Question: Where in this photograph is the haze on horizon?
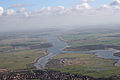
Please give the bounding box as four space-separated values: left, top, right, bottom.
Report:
1 0 120 32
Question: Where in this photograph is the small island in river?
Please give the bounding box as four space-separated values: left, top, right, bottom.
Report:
114 52 120 57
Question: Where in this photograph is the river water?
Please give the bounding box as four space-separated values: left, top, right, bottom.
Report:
34 34 120 69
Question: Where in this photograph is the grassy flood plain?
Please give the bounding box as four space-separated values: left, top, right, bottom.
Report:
0 32 52 72
0 35 52 53
60 29 120 50
46 53 120 78
0 49 48 71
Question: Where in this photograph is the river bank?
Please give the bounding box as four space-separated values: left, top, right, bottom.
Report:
114 52 120 57
0 49 49 74
34 35 68 69
46 53 117 68
30 49 49 69
0 49 49 72
64 45 120 51
45 53 120 78
34 35 120 69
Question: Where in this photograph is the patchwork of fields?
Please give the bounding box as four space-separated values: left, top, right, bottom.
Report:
46 53 120 78
45 28 120 78
0 49 47 70
60 29 120 48
1 28 120 79
0 32 51 71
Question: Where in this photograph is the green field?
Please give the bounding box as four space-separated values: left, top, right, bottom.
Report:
47 53 120 78
0 36 50 53
0 49 47 70
0 33 52 72
60 29 120 47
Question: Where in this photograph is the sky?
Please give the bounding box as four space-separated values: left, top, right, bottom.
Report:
0 0 120 32
0 0 112 9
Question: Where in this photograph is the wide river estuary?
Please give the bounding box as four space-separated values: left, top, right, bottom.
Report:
34 34 120 69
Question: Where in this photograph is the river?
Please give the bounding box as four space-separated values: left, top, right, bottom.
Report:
34 34 120 69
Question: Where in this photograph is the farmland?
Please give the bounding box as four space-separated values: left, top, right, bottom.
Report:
46 53 120 78
0 35 52 53
0 32 52 71
60 28 120 50
0 49 47 70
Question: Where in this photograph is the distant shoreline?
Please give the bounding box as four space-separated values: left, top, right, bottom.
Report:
63 45 120 51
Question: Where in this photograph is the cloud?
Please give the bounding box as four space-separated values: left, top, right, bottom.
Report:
109 0 120 9
110 0 120 6
25 6 52 16
25 3 92 16
3 9 16 16
0 6 4 16
2 8 26 16
1 1 120 17
17 8 26 13
99 5 112 10
81 0 94 2
53 6 66 15
53 6 65 12
25 6 68 16
100 5 111 9
9 4 33 8
74 3 92 10
1 1 120 32
99 0 120 10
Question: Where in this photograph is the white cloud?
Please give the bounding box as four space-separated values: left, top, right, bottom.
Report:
110 0 120 6
1 1 120 32
9 4 33 8
25 6 68 16
108 0 120 9
113 6 120 9
81 0 94 2
24 3 92 16
41 6 51 11
27 7 52 16
100 5 111 9
4 9 16 16
99 0 120 10
17 8 26 13
0 7 4 16
74 3 92 10
54 6 65 11
1 1 120 17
